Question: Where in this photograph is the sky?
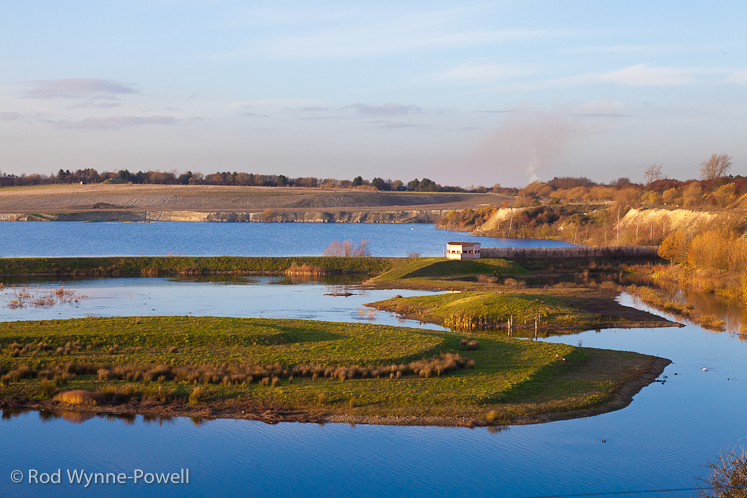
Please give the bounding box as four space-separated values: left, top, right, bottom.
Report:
0 0 745 187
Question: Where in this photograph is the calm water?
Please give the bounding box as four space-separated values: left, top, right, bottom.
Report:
1 277 746 497
0 276 444 330
0 221 573 257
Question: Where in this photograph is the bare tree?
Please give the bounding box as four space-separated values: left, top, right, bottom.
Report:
323 240 371 257
700 153 733 181
643 162 663 185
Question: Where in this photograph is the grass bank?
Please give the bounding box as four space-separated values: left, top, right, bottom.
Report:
0 256 400 277
368 257 529 289
368 288 679 335
0 316 666 426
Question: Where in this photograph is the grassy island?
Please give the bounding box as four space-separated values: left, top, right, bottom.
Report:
0 316 667 426
366 258 679 333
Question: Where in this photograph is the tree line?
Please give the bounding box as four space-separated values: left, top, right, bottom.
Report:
0 168 506 194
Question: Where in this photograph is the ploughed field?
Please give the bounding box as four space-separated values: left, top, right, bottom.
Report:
0 184 506 214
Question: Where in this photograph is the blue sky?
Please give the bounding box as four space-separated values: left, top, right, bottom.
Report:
1 0 745 187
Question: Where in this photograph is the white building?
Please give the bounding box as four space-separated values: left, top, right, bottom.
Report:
445 242 481 260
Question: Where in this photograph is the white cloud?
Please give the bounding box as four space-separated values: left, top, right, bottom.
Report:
0 112 21 121
53 115 177 130
24 79 138 99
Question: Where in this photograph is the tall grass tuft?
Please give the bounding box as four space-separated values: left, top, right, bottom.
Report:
38 380 56 398
188 387 204 405
54 390 99 406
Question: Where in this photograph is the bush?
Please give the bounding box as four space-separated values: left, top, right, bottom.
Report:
699 443 747 497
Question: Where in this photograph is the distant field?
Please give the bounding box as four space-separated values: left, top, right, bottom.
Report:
0 184 507 214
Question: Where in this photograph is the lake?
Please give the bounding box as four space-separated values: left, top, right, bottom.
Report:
1 276 746 497
0 221 573 258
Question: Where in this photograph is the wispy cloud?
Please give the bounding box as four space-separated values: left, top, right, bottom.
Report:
216 6 561 59
350 103 421 116
0 112 21 121
495 64 720 91
24 79 138 99
598 64 697 87
374 121 429 129
434 63 531 82
725 70 747 84
53 115 176 130
68 101 123 109
574 99 626 117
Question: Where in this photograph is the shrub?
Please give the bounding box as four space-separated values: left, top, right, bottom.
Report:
698 442 747 497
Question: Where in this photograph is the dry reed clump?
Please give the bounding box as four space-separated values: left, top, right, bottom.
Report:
177 266 201 276
189 387 204 405
444 312 501 331
503 278 527 289
37 379 57 398
54 390 100 406
552 282 579 289
599 281 618 291
477 274 498 284
1 364 35 385
3 285 86 309
356 307 378 321
459 340 479 351
291 352 471 380
485 410 510 425
285 262 328 276
140 267 163 277
2 341 55 357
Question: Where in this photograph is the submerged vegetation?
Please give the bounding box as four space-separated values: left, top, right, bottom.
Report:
0 316 663 425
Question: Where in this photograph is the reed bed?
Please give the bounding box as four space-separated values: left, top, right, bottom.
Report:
0 354 473 389
284 262 328 276
2 285 86 310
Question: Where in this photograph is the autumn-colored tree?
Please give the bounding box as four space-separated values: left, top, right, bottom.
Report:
700 153 733 180
682 182 703 208
713 183 737 208
658 230 688 264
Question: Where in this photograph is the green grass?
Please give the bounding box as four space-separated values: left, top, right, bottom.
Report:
0 256 403 276
370 257 528 285
0 316 659 422
368 292 607 333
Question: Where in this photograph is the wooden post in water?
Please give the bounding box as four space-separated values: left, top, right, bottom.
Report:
534 316 538 339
